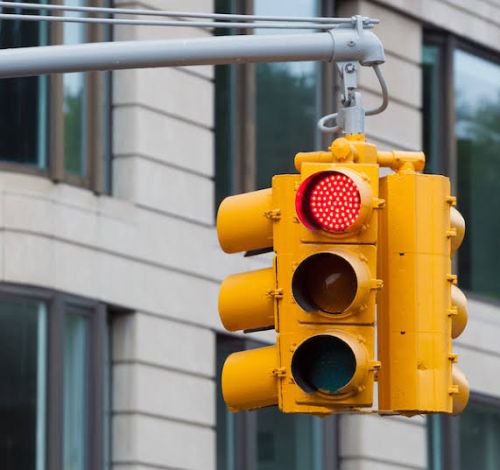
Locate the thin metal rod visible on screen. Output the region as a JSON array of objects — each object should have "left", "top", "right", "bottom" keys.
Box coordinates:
[
  {"left": 0, "top": 12, "right": 347, "bottom": 29},
  {"left": 0, "top": 28, "right": 384, "bottom": 79},
  {"left": 0, "top": 1, "right": 379, "bottom": 25}
]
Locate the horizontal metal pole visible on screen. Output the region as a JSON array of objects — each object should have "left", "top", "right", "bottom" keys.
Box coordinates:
[{"left": 0, "top": 28, "right": 384, "bottom": 78}]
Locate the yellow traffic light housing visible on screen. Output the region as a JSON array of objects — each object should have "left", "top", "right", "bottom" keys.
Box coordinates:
[
  {"left": 217, "top": 186, "right": 279, "bottom": 412},
  {"left": 222, "top": 345, "right": 278, "bottom": 412},
  {"left": 217, "top": 135, "right": 383, "bottom": 415},
  {"left": 217, "top": 135, "right": 469, "bottom": 417},
  {"left": 217, "top": 188, "right": 273, "bottom": 254},
  {"left": 273, "top": 155, "right": 381, "bottom": 413},
  {"left": 377, "top": 158, "right": 469, "bottom": 416}
]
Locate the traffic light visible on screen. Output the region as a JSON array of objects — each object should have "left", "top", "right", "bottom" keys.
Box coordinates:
[
  {"left": 217, "top": 135, "right": 383, "bottom": 414},
  {"left": 377, "top": 157, "right": 469, "bottom": 415},
  {"left": 217, "top": 187, "right": 279, "bottom": 411},
  {"left": 217, "top": 136, "right": 469, "bottom": 417}
]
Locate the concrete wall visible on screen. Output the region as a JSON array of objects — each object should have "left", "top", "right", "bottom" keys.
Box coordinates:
[
  {"left": 2, "top": 0, "right": 500, "bottom": 469},
  {"left": 0, "top": 1, "right": 221, "bottom": 469}
]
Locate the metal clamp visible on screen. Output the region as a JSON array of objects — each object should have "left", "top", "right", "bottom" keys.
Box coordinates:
[
  {"left": 318, "top": 15, "right": 388, "bottom": 135},
  {"left": 318, "top": 63, "right": 388, "bottom": 135}
]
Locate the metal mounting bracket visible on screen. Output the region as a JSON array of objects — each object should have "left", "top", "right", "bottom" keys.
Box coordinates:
[{"left": 318, "top": 15, "right": 388, "bottom": 136}]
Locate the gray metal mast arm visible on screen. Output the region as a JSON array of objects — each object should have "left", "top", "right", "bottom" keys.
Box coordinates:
[{"left": 0, "top": 27, "right": 384, "bottom": 79}]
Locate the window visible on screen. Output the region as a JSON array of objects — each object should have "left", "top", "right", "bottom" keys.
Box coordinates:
[
  {"left": 0, "top": 298, "right": 47, "bottom": 469},
  {"left": 0, "top": 1, "right": 111, "bottom": 193},
  {"left": 428, "top": 394, "right": 500, "bottom": 470},
  {"left": 216, "top": 334, "right": 338, "bottom": 470},
  {"left": 0, "top": 2, "right": 49, "bottom": 168},
  {"left": 459, "top": 401, "right": 500, "bottom": 469},
  {"left": 215, "top": 0, "right": 335, "bottom": 205},
  {"left": 423, "top": 33, "right": 500, "bottom": 470},
  {"left": 0, "top": 285, "right": 110, "bottom": 470},
  {"left": 423, "top": 31, "right": 500, "bottom": 301},
  {"left": 253, "top": 0, "right": 322, "bottom": 191},
  {"left": 422, "top": 43, "right": 446, "bottom": 174},
  {"left": 453, "top": 49, "right": 500, "bottom": 300}
]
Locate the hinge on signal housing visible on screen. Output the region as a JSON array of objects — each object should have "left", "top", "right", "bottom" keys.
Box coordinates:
[
  {"left": 267, "top": 288, "right": 283, "bottom": 299},
  {"left": 272, "top": 367, "right": 286, "bottom": 377},
  {"left": 264, "top": 209, "right": 281, "bottom": 221}
]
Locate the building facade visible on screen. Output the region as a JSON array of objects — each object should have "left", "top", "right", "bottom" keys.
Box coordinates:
[{"left": 1, "top": 0, "right": 500, "bottom": 469}]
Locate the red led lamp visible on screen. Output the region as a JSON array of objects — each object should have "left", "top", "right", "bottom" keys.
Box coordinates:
[{"left": 296, "top": 170, "right": 371, "bottom": 233}]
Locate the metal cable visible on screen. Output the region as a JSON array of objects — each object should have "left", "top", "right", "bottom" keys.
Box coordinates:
[
  {"left": 365, "top": 64, "right": 388, "bottom": 116},
  {"left": 0, "top": 1, "right": 379, "bottom": 26},
  {"left": 0, "top": 12, "right": 356, "bottom": 29}
]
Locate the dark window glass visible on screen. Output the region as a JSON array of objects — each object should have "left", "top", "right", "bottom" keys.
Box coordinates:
[
  {"left": 460, "top": 402, "right": 500, "bottom": 469},
  {"left": 427, "top": 415, "right": 444, "bottom": 470},
  {"left": 215, "top": 0, "right": 323, "bottom": 204},
  {"left": 0, "top": 289, "right": 109, "bottom": 470},
  {"left": 422, "top": 44, "right": 444, "bottom": 174},
  {"left": 254, "top": 0, "right": 321, "bottom": 190},
  {"left": 454, "top": 49, "right": 500, "bottom": 299},
  {"left": 216, "top": 336, "right": 239, "bottom": 470},
  {"left": 0, "top": 1, "right": 110, "bottom": 189},
  {"left": 0, "top": 298, "right": 46, "bottom": 470},
  {"left": 0, "top": 1, "right": 48, "bottom": 167},
  {"left": 214, "top": 0, "right": 237, "bottom": 206},
  {"left": 63, "top": 309, "right": 89, "bottom": 470},
  {"left": 63, "top": 0, "right": 88, "bottom": 176},
  {"left": 256, "top": 407, "right": 322, "bottom": 470},
  {"left": 255, "top": 61, "right": 320, "bottom": 188},
  {"left": 216, "top": 335, "right": 324, "bottom": 470}
]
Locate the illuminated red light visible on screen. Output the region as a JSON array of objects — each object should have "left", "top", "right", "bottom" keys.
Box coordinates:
[{"left": 296, "top": 171, "right": 362, "bottom": 232}]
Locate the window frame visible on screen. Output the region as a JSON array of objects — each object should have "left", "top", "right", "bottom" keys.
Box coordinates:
[
  {"left": 0, "top": 282, "right": 109, "bottom": 470},
  {"left": 428, "top": 392, "right": 500, "bottom": 470},
  {"left": 423, "top": 33, "right": 500, "bottom": 469},
  {"left": 423, "top": 27, "right": 500, "bottom": 304},
  {"left": 424, "top": 28, "right": 500, "bottom": 183},
  {"left": 216, "top": 333, "right": 340, "bottom": 470},
  {"left": 0, "top": 0, "right": 112, "bottom": 194},
  {"left": 215, "top": 0, "right": 336, "bottom": 200}
]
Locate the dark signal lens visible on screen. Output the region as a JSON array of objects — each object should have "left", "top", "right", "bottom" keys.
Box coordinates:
[
  {"left": 292, "top": 253, "right": 357, "bottom": 314},
  {"left": 291, "top": 335, "right": 356, "bottom": 394},
  {"left": 296, "top": 171, "right": 361, "bottom": 232}
]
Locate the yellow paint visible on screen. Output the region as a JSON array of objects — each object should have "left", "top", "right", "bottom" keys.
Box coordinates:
[
  {"left": 219, "top": 266, "right": 275, "bottom": 332},
  {"left": 377, "top": 150, "right": 425, "bottom": 173},
  {"left": 222, "top": 345, "right": 278, "bottom": 411},
  {"left": 216, "top": 135, "right": 469, "bottom": 416},
  {"left": 217, "top": 187, "right": 273, "bottom": 253},
  {"left": 450, "top": 206, "right": 466, "bottom": 255},
  {"left": 270, "top": 162, "right": 380, "bottom": 414},
  {"left": 294, "top": 135, "right": 378, "bottom": 171},
  {"left": 451, "top": 285, "right": 468, "bottom": 339},
  {"left": 377, "top": 166, "right": 468, "bottom": 415},
  {"left": 452, "top": 366, "right": 469, "bottom": 415}
]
